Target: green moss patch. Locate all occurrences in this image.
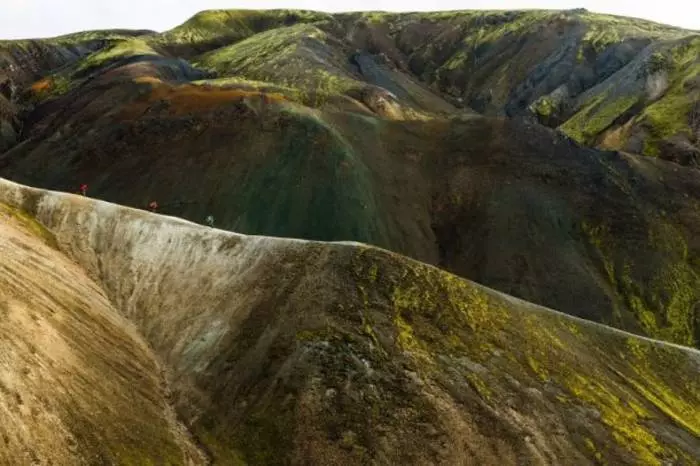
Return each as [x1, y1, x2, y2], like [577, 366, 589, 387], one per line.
[560, 94, 639, 144]
[581, 217, 699, 346]
[0, 203, 58, 249]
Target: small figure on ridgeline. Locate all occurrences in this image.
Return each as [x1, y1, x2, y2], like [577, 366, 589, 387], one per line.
[79, 184, 88, 196]
[205, 215, 214, 228]
[148, 200, 158, 212]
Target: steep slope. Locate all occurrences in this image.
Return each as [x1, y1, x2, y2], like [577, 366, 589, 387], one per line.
[1, 177, 699, 464]
[0, 201, 203, 463]
[0, 29, 155, 155]
[1, 9, 700, 348]
[3, 9, 699, 158]
[2, 83, 700, 348]
[160, 9, 699, 162]
[328, 10, 700, 164]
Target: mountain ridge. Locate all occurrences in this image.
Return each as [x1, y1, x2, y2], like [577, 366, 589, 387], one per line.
[2, 9, 700, 464]
[1, 176, 699, 464]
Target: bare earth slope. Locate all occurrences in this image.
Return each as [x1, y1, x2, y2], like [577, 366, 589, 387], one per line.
[1, 177, 699, 464]
[0, 195, 203, 463]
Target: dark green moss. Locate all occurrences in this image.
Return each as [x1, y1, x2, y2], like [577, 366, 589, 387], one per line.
[229, 109, 391, 245]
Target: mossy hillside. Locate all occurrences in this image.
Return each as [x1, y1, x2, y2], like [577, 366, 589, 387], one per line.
[578, 12, 690, 53]
[191, 77, 382, 114]
[446, 9, 552, 58]
[345, 246, 700, 464]
[555, 35, 699, 157]
[581, 215, 700, 347]
[405, 10, 554, 101]
[194, 23, 359, 107]
[154, 9, 333, 53]
[189, 13, 518, 113]
[0, 29, 152, 47]
[560, 93, 640, 144]
[15, 38, 162, 104]
[192, 76, 303, 101]
[10, 9, 697, 142]
[375, 9, 682, 114]
[76, 38, 160, 74]
[229, 108, 392, 245]
[181, 241, 700, 463]
[0, 40, 88, 87]
[637, 37, 700, 156]
[24, 73, 76, 103]
[0, 32, 151, 89]
[345, 9, 695, 126]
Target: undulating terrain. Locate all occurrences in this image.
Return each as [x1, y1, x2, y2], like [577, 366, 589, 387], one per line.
[1, 177, 700, 465]
[1, 9, 700, 349]
[0, 8, 699, 465]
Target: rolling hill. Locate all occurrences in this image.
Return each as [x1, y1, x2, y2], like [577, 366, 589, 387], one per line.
[1, 177, 699, 464]
[0, 10, 699, 463]
[2, 9, 700, 348]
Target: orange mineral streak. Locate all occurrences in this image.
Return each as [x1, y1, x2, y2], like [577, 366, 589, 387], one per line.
[30, 78, 53, 94]
[118, 80, 287, 119]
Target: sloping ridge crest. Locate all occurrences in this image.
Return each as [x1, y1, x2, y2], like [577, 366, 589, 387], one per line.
[0, 176, 697, 358]
[2, 176, 700, 465]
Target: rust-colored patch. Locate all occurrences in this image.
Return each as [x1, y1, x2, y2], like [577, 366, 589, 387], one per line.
[117, 81, 287, 120]
[30, 78, 53, 95]
[133, 76, 163, 85]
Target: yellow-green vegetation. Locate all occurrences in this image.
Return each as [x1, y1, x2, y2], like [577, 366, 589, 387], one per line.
[157, 9, 332, 47]
[642, 93, 697, 156]
[581, 217, 699, 346]
[580, 12, 689, 53]
[435, 10, 553, 75]
[361, 12, 391, 24]
[193, 76, 299, 94]
[564, 372, 663, 464]
[638, 37, 700, 156]
[77, 38, 158, 72]
[622, 339, 700, 438]
[0, 203, 57, 249]
[584, 437, 604, 463]
[465, 372, 492, 400]
[48, 30, 152, 45]
[519, 314, 698, 464]
[345, 245, 700, 463]
[0, 31, 144, 49]
[26, 73, 74, 102]
[350, 246, 512, 369]
[529, 96, 556, 118]
[560, 93, 639, 144]
[195, 24, 359, 107]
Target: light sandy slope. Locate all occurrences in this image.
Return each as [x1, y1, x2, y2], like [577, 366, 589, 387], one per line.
[0, 176, 699, 465]
[0, 200, 205, 464]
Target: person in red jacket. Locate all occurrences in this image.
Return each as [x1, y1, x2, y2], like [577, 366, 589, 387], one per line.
[79, 184, 88, 196]
[148, 201, 158, 212]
